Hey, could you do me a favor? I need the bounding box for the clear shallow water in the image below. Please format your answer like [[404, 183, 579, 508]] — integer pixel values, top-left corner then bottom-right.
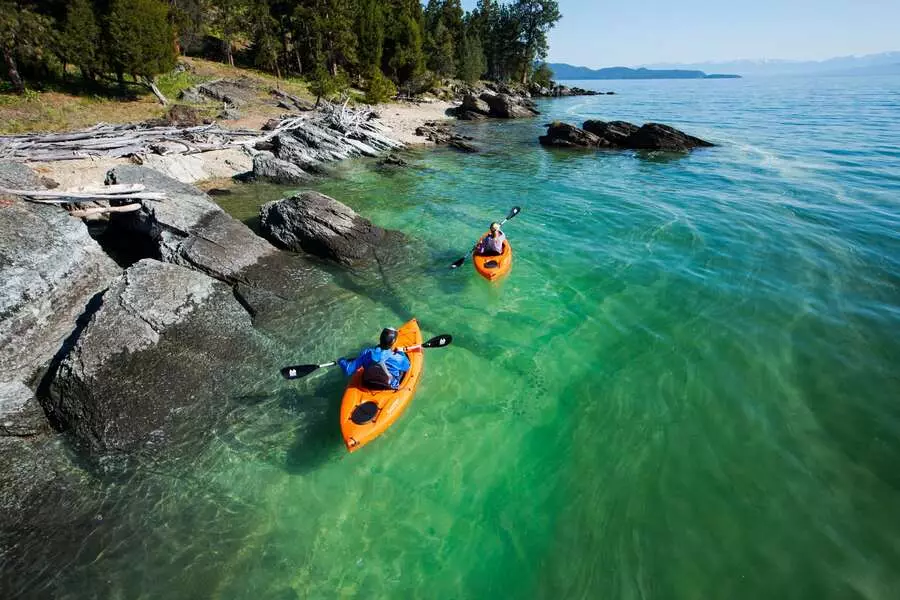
[[10, 76, 900, 598]]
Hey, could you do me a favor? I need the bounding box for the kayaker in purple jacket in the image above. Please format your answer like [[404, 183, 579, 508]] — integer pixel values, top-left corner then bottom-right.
[[338, 327, 410, 390], [476, 222, 506, 256]]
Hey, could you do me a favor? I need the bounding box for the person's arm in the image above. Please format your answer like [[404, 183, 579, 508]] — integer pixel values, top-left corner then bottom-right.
[[396, 351, 411, 372], [338, 349, 371, 376]]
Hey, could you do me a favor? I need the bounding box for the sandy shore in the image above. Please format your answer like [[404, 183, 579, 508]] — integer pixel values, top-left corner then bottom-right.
[[374, 100, 456, 145], [30, 100, 458, 189]]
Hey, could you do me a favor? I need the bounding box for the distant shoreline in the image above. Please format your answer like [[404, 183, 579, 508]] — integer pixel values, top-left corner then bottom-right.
[[548, 63, 742, 80]]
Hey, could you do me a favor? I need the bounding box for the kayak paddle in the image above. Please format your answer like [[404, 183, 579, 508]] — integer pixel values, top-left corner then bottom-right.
[[280, 334, 453, 380], [449, 206, 521, 269]]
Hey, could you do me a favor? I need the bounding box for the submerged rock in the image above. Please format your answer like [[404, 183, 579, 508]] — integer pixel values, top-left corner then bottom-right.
[[259, 192, 404, 265], [415, 121, 480, 153], [47, 259, 270, 453], [0, 162, 120, 437]]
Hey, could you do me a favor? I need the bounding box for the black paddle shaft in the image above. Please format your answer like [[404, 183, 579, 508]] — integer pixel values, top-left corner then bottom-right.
[[450, 206, 521, 269], [280, 334, 453, 380]]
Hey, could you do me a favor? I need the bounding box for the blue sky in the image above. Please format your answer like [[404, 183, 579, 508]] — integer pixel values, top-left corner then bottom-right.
[[459, 0, 900, 67]]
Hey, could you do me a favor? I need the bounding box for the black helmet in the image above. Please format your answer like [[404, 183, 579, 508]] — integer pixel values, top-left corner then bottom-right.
[[379, 327, 398, 349]]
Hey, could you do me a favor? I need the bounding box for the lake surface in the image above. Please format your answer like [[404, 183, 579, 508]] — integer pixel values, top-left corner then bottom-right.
[[8, 75, 900, 598]]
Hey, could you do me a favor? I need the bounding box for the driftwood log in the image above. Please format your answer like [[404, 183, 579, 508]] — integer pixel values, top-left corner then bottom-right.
[[0, 103, 404, 164]]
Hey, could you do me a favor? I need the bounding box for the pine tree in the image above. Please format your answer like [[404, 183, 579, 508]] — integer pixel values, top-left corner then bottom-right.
[[356, 0, 384, 74], [383, 0, 424, 84], [457, 33, 485, 83], [0, 1, 54, 93], [249, 1, 282, 77], [59, 0, 101, 82], [105, 0, 176, 103]]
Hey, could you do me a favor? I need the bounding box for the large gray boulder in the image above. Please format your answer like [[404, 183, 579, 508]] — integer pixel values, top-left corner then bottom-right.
[[461, 93, 491, 115], [47, 259, 270, 453], [104, 166, 277, 281], [259, 192, 403, 265], [251, 151, 312, 184], [479, 92, 539, 119], [0, 162, 120, 437]]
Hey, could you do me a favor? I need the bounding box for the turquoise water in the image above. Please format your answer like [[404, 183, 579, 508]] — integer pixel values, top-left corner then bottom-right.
[[11, 76, 900, 598]]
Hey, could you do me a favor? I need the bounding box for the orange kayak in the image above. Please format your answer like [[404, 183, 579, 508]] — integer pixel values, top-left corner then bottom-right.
[[339, 319, 424, 452], [473, 237, 513, 281]]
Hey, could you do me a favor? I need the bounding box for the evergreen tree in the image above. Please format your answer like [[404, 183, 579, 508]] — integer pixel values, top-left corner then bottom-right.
[[356, 0, 384, 74], [427, 20, 455, 78], [532, 61, 553, 87], [210, 0, 248, 67], [59, 0, 101, 82], [457, 33, 485, 83], [383, 0, 424, 84], [105, 0, 176, 103], [0, 1, 54, 93], [249, 1, 282, 77]]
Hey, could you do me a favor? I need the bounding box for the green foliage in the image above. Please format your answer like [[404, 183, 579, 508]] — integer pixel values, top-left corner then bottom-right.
[[532, 61, 553, 87], [309, 65, 349, 104], [0, 1, 55, 92], [357, 0, 384, 73], [105, 0, 176, 80], [58, 0, 101, 80], [363, 67, 396, 104], [385, 9, 424, 83], [457, 34, 486, 83], [249, 1, 283, 76], [3, 0, 564, 98]]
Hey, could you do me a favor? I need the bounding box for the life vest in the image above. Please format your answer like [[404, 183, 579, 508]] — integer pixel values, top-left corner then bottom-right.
[[362, 348, 400, 390]]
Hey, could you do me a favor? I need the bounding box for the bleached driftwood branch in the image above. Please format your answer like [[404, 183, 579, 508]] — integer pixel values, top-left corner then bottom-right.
[[0, 103, 404, 164]]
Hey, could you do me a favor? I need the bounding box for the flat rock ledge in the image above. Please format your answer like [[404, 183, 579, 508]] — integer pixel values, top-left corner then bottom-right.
[[259, 191, 404, 265], [0, 162, 121, 438], [539, 120, 715, 152]]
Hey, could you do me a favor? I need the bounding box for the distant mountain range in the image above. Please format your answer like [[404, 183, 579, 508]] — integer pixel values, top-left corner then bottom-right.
[[547, 63, 740, 80], [641, 51, 900, 77]]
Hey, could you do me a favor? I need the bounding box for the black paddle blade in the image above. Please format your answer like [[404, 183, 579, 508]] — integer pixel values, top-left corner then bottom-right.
[[449, 256, 467, 269], [280, 364, 320, 380], [506, 206, 521, 220], [422, 334, 453, 348]]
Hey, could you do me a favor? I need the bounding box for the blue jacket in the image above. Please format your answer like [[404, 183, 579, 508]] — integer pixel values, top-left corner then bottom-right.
[[338, 347, 411, 389]]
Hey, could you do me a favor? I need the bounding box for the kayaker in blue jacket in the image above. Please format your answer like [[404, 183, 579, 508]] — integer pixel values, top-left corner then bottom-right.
[[338, 327, 411, 390], [476, 222, 506, 256]]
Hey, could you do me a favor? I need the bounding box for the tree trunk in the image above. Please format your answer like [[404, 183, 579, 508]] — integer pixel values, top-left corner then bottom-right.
[[144, 77, 169, 106], [3, 47, 25, 94]]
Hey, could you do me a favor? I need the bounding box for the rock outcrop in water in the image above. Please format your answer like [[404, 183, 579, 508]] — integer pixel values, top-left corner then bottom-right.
[[539, 120, 715, 152], [104, 166, 278, 281], [0, 162, 121, 438], [259, 191, 404, 265], [47, 259, 270, 453], [251, 151, 313, 184]]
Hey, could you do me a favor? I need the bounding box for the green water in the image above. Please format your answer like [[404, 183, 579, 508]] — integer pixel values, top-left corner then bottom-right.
[[11, 76, 900, 598]]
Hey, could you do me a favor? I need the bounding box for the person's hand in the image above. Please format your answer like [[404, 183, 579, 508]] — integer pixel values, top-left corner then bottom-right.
[[338, 358, 349, 370]]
